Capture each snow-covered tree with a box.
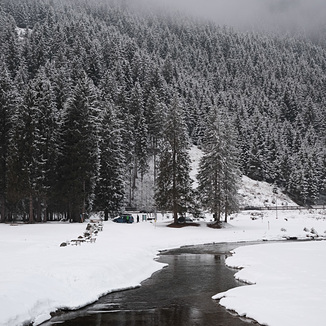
[197,105,240,223]
[29,68,59,221]
[155,95,193,223]
[0,61,20,222]
[58,73,100,222]
[94,103,125,220]
[6,68,58,222]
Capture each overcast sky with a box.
[134,0,326,33]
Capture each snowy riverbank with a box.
[213,240,326,326]
[1,209,326,326]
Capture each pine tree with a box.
[135,107,149,176]
[7,68,58,222]
[145,88,167,210]
[0,61,20,222]
[7,81,39,222]
[145,87,166,142]
[94,103,125,220]
[31,67,59,221]
[155,95,193,223]
[197,105,240,223]
[0,10,21,75]
[129,82,149,178]
[58,73,100,222]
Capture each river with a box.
[41,242,261,326]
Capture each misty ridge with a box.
[133,0,326,36]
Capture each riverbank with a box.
[213,240,326,326]
[1,209,326,326]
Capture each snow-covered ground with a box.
[213,240,326,326]
[1,206,326,326]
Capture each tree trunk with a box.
[172,135,178,224]
[36,199,42,222]
[44,203,48,223]
[0,195,5,223]
[104,209,109,221]
[82,180,85,223]
[213,169,219,222]
[217,179,221,223]
[140,174,144,209]
[129,165,132,206]
[224,193,228,223]
[29,194,34,223]
[153,138,158,221]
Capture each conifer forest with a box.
[1,0,326,223]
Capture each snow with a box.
[15,27,31,41]
[1,147,326,326]
[2,208,326,325]
[189,145,202,189]
[213,241,326,326]
[239,175,298,208]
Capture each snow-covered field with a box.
[1,205,326,326]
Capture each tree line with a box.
[0,0,326,223]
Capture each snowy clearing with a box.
[1,207,326,326]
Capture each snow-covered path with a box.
[1,209,326,326]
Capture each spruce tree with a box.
[0,61,20,222]
[94,103,125,220]
[7,69,58,222]
[197,106,240,223]
[155,95,192,224]
[31,67,59,221]
[135,107,149,179]
[8,81,40,222]
[58,73,100,222]
[129,82,149,179]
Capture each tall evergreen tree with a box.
[197,106,240,223]
[135,107,149,179]
[7,69,58,222]
[0,61,20,222]
[30,67,59,221]
[94,103,125,220]
[58,73,100,222]
[155,95,192,223]
[129,82,149,179]
[7,81,39,222]
[145,87,166,142]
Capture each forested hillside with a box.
[1,0,326,222]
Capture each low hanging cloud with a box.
[134,0,326,33]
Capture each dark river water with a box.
[41,242,261,326]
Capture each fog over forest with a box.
[134,0,326,33]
